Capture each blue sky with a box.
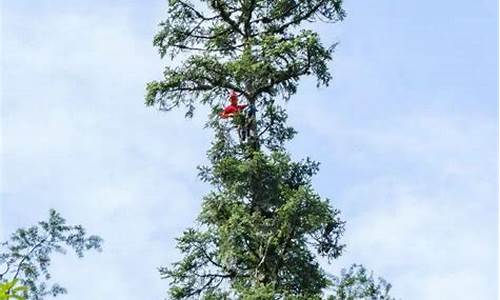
[1,1,498,299]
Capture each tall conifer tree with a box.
[146,1,395,299]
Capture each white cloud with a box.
[291,91,497,299]
[2,3,209,300]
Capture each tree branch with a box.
[251,1,301,27]
[177,0,219,21]
[209,0,244,35]
[7,236,49,295]
[243,0,258,37]
[267,0,328,35]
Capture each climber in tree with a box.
[144,1,395,298]
[219,90,252,141]
[219,90,247,119]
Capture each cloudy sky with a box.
[1,1,498,299]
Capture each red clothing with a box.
[223,104,247,115]
[219,90,247,118]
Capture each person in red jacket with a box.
[219,90,253,141]
[219,90,247,119]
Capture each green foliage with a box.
[328,265,396,300]
[165,150,345,298]
[0,210,103,300]
[148,0,396,299]
[0,280,27,300]
[146,0,345,117]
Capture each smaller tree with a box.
[328,265,396,300]
[0,210,103,300]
